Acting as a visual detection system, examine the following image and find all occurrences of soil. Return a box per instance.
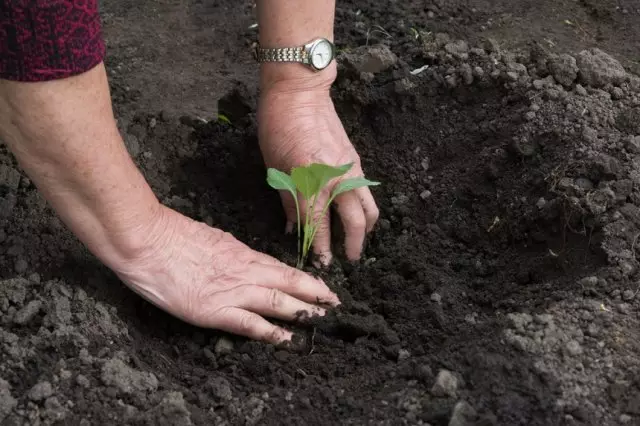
[2,1,640,425]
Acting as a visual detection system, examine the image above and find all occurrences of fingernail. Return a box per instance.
[285,221,294,234]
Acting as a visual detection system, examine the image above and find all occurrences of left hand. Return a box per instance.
[257,65,379,266]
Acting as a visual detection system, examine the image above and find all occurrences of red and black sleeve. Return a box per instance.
[0,0,105,82]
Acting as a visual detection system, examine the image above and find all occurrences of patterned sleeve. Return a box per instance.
[0,0,105,82]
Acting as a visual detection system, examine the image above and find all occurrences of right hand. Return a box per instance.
[114,205,340,344]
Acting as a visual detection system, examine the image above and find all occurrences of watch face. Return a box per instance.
[310,39,334,70]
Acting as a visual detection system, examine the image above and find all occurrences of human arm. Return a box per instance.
[0,0,339,344]
[256,0,380,266]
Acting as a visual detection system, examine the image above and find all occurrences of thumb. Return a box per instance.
[280,191,298,234]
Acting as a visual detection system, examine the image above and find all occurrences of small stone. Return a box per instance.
[421,158,430,171]
[536,198,547,209]
[622,290,635,301]
[430,293,442,304]
[427,10,435,18]
[578,276,598,287]
[214,337,234,355]
[29,382,53,401]
[391,194,409,206]
[149,118,157,128]
[397,349,411,361]
[525,111,536,121]
[13,258,27,275]
[620,414,632,424]
[444,40,469,59]
[431,370,458,397]
[506,71,518,81]
[565,340,583,356]
[379,219,391,231]
[123,134,141,158]
[420,190,432,200]
[449,401,477,426]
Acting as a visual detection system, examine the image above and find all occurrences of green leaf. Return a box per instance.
[331,176,380,199]
[266,168,296,198]
[291,163,353,200]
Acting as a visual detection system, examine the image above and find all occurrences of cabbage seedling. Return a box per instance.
[267,162,380,268]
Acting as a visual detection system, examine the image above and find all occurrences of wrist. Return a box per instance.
[259,60,337,97]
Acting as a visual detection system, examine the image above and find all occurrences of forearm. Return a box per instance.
[0,64,162,271]
[256,0,337,91]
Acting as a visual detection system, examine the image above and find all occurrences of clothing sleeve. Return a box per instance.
[0,0,105,82]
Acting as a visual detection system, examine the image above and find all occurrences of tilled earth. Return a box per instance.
[2,1,640,425]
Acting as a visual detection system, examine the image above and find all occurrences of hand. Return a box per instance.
[113,205,340,345]
[258,68,379,266]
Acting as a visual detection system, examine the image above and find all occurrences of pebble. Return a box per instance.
[430,293,442,304]
[431,369,458,397]
[391,194,409,206]
[525,111,536,121]
[578,276,598,287]
[28,381,53,401]
[449,401,477,426]
[536,197,547,209]
[420,190,432,200]
[622,290,635,301]
[397,349,411,362]
[214,337,234,355]
[421,158,430,171]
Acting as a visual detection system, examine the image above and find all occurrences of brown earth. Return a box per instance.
[1,1,640,425]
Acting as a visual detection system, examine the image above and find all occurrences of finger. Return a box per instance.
[224,285,327,321]
[279,191,298,234]
[213,306,293,344]
[249,263,340,306]
[356,186,380,233]
[300,195,332,266]
[334,190,367,261]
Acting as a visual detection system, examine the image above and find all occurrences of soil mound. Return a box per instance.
[1,35,640,425]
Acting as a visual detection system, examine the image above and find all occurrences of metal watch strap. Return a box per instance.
[256,46,308,64]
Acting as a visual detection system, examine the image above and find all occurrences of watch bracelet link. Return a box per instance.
[256,46,308,64]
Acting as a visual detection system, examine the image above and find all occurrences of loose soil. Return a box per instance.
[1,1,640,425]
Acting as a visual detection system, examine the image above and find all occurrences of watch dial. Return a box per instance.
[311,40,333,69]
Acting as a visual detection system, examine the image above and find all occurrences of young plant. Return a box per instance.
[266,162,380,269]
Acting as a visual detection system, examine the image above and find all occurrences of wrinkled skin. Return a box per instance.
[114,205,340,344]
[258,85,380,266]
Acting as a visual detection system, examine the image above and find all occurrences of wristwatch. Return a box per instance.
[255,37,336,72]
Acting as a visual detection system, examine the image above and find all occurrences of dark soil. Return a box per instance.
[1,1,640,425]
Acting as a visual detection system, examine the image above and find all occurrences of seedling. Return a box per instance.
[267,162,380,269]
